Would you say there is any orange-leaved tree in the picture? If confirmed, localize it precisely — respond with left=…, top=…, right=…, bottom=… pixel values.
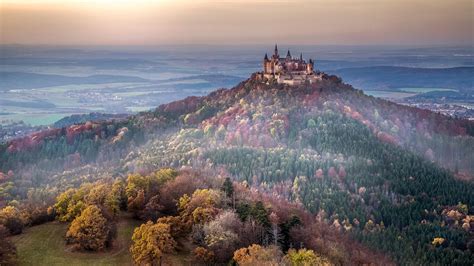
left=233, top=244, right=283, bottom=265
left=130, top=221, right=176, bottom=265
left=66, top=205, right=111, bottom=251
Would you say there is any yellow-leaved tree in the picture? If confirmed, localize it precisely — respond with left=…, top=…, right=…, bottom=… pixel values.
left=284, top=248, right=331, bottom=266
left=0, top=206, right=25, bottom=235
left=66, top=205, right=110, bottom=251
left=130, top=221, right=176, bottom=265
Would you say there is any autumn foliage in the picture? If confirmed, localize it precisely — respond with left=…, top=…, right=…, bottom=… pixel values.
left=130, top=221, right=176, bottom=265
left=66, top=205, right=113, bottom=251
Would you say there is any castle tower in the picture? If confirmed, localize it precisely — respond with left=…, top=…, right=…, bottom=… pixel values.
left=273, top=44, right=279, bottom=59
left=263, top=53, right=271, bottom=74
left=300, top=53, right=303, bottom=61
left=286, top=49, right=291, bottom=60
left=306, top=59, right=314, bottom=74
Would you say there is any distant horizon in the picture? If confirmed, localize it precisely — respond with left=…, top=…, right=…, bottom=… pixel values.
left=1, top=43, right=472, bottom=51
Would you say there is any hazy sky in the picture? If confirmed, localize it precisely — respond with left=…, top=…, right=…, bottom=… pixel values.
left=1, top=0, right=472, bottom=46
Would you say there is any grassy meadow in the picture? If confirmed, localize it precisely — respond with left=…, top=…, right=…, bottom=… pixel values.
left=11, top=215, right=141, bottom=266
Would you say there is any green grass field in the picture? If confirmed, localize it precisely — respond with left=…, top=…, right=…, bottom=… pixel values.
left=11, top=215, right=141, bottom=266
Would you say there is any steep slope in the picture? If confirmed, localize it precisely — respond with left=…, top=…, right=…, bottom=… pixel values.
left=1, top=73, right=473, bottom=264
left=151, top=73, right=474, bottom=174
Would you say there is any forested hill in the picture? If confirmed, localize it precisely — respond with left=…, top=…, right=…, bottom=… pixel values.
left=7, top=71, right=472, bottom=173
left=1, top=73, right=473, bottom=265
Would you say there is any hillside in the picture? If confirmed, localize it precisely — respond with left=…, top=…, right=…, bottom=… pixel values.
left=1, top=73, right=473, bottom=265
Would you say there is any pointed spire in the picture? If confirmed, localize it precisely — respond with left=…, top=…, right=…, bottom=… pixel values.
left=264, top=53, right=269, bottom=61
left=287, top=49, right=291, bottom=58
left=274, top=44, right=278, bottom=54
left=300, top=53, right=303, bottom=61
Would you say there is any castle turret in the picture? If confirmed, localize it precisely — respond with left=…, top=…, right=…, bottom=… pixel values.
left=286, top=49, right=291, bottom=59
left=306, top=58, right=314, bottom=74
left=273, top=44, right=279, bottom=59
left=263, top=53, right=271, bottom=74
left=300, top=53, right=303, bottom=61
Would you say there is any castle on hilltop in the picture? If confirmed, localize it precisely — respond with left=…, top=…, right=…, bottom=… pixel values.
left=259, top=45, right=322, bottom=85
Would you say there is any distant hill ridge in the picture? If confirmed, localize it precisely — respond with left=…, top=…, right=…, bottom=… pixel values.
left=0, top=72, right=149, bottom=91
left=328, top=66, right=474, bottom=91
